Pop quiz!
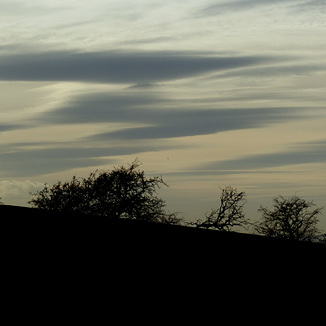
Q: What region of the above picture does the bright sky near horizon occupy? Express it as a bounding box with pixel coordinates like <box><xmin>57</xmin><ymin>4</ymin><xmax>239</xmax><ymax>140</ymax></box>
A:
<box><xmin>0</xmin><ymin>0</ymin><xmax>325</xmax><ymax>227</ymax></box>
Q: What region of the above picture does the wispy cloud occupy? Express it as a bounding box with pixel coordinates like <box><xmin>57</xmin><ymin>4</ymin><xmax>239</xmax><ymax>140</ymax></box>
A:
<box><xmin>290</xmin><ymin>0</ymin><xmax>326</xmax><ymax>11</ymax></box>
<box><xmin>202</xmin><ymin>139</ymin><xmax>326</xmax><ymax>171</ymax></box>
<box><xmin>0</xmin><ymin>137</ymin><xmax>183</xmax><ymax>177</ymax></box>
<box><xmin>217</xmin><ymin>63</ymin><xmax>326</xmax><ymax>79</ymax></box>
<box><xmin>198</xmin><ymin>0</ymin><xmax>295</xmax><ymax>16</ymax></box>
<box><xmin>1</xmin><ymin>0</ymin><xmax>325</xmax><ymax>223</ymax></box>
<box><xmin>1</xmin><ymin>86</ymin><xmax>310</xmax><ymax>177</ymax></box>
<box><xmin>198</xmin><ymin>0</ymin><xmax>324</xmax><ymax>17</ymax></box>
<box><xmin>0</xmin><ymin>123</ymin><xmax>23</xmax><ymax>132</ymax></box>
<box><xmin>91</xmin><ymin>107</ymin><xmax>306</xmax><ymax>141</ymax></box>
<box><xmin>0</xmin><ymin>179</ymin><xmax>44</xmax><ymax>206</ymax></box>
<box><xmin>0</xmin><ymin>145</ymin><xmax>138</xmax><ymax>177</ymax></box>
<box><xmin>39</xmin><ymin>90</ymin><xmax>308</xmax><ymax>139</ymax></box>
<box><xmin>0</xmin><ymin>50</ymin><xmax>273</xmax><ymax>84</ymax></box>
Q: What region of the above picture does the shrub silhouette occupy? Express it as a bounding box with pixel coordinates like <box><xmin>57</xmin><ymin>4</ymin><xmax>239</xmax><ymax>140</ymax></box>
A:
<box><xmin>192</xmin><ymin>186</ymin><xmax>249</xmax><ymax>231</ymax></box>
<box><xmin>255</xmin><ymin>195</ymin><xmax>324</xmax><ymax>241</ymax></box>
<box><xmin>29</xmin><ymin>160</ymin><xmax>181</xmax><ymax>224</ymax></box>
<box><xmin>318</xmin><ymin>234</ymin><xmax>326</xmax><ymax>244</ymax></box>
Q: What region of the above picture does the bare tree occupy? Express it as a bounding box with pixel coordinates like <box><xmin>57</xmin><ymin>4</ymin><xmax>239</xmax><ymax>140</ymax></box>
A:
<box><xmin>255</xmin><ymin>195</ymin><xmax>324</xmax><ymax>241</ymax></box>
<box><xmin>193</xmin><ymin>186</ymin><xmax>249</xmax><ymax>231</ymax></box>
<box><xmin>318</xmin><ymin>234</ymin><xmax>326</xmax><ymax>244</ymax></box>
<box><xmin>29</xmin><ymin>160</ymin><xmax>182</xmax><ymax>224</ymax></box>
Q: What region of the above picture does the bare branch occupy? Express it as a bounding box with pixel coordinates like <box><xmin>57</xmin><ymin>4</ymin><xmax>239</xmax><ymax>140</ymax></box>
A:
<box><xmin>29</xmin><ymin>160</ymin><xmax>178</xmax><ymax>224</ymax></box>
<box><xmin>195</xmin><ymin>186</ymin><xmax>249</xmax><ymax>231</ymax></box>
<box><xmin>255</xmin><ymin>195</ymin><xmax>324</xmax><ymax>241</ymax></box>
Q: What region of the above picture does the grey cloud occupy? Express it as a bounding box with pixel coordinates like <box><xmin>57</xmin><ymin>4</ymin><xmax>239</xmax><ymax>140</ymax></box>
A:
<box><xmin>0</xmin><ymin>1</ymin><xmax>34</xmax><ymax>15</ymax></box>
<box><xmin>0</xmin><ymin>1</ymin><xmax>58</xmax><ymax>14</ymax></box>
<box><xmin>0</xmin><ymin>146</ymin><xmax>105</xmax><ymax>177</ymax></box>
<box><xmin>0</xmin><ymin>124</ymin><xmax>23</xmax><ymax>132</ymax></box>
<box><xmin>216</xmin><ymin>64</ymin><xmax>325</xmax><ymax>79</ymax></box>
<box><xmin>127</xmin><ymin>83</ymin><xmax>160</xmax><ymax>89</ymax></box>
<box><xmin>0</xmin><ymin>141</ymin><xmax>179</xmax><ymax>177</ymax></box>
<box><xmin>290</xmin><ymin>0</ymin><xmax>326</xmax><ymax>12</ymax></box>
<box><xmin>0</xmin><ymin>50</ymin><xmax>272</xmax><ymax>84</ymax></box>
<box><xmin>41</xmin><ymin>92</ymin><xmax>167</xmax><ymax>124</ymax></box>
<box><xmin>95</xmin><ymin>107</ymin><xmax>305</xmax><ymax>140</ymax></box>
<box><xmin>200</xmin><ymin>0</ymin><xmax>261</xmax><ymax>15</ymax></box>
<box><xmin>198</xmin><ymin>0</ymin><xmax>299</xmax><ymax>16</ymax></box>
<box><xmin>203</xmin><ymin>139</ymin><xmax>326</xmax><ymax>171</ymax></box>
<box><xmin>0</xmin><ymin>156</ymin><xmax>107</xmax><ymax>177</ymax></box>
<box><xmin>40</xmin><ymin>91</ymin><xmax>308</xmax><ymax>140</ymax></box>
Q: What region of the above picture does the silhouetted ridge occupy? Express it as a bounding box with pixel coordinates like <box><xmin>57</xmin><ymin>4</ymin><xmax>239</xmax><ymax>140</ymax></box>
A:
<box><xmin>2</xmin><ymin>205</ymin><xmax>324</xmax><ymax>254</ymax></box>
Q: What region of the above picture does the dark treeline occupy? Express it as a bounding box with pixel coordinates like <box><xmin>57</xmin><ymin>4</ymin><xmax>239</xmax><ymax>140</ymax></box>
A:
<box><xmin>1</xmin><ymin>160</ymin><xmax>325</xmax><ymax>244</ymax></box>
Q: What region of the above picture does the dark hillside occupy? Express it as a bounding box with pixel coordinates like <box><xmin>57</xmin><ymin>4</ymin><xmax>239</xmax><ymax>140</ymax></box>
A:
<box><xmin>2</xmin><ymin>205</ymin><xmax>324</xmax><ymax>258</ymax></box>
<box><xmin>2</xmin><ymin>203</ymin><xmax>325</xmax><ymax>301</ymax></box>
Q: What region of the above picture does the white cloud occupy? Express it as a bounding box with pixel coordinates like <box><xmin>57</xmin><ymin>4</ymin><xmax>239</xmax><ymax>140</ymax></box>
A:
<box><xmin>0</xmin><ymin>180</ymin><xmax>43</xmax><ymax>206</ymax></box>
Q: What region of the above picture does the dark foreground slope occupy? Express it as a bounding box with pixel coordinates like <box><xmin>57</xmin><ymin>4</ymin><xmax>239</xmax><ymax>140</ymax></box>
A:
<box><xmin>2</xmin><ymin>203</ymin><xmax>325</xmax><ymax>306</ymax></box>
<box><xmin>3</xmin><ymin>205</ymin><xmax>324</xmax><ymax>318</ymax></box>
<box><xmin>2</xmin><ymin>205</ymin><xmax>324</xmax><ymax>259</ymax></box>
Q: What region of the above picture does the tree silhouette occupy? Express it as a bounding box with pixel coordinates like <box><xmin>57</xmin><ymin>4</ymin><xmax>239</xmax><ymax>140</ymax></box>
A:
<box><xmin>192</xmin><ymin>186</ymin><xmax>249</xmax><ymax>231</ymax></box>
<box><xmin>29</xmin><ymin>160</ymin><xmax>181</xmax><ymax>224</ymax></box>
<box><xmin>255</xmin><ymin>195</ymin><xmax>324</xmax><ymax>241</ymax></box>
<box><xmin>318</xmin><ymin>234</ymin><xmax>326</xmax><ymax>244</ymax></box>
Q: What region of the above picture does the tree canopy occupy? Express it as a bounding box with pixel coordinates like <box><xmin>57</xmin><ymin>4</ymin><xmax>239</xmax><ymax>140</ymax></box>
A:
<box><xmin>29</xmin><ymin>161</ymin><xmax>181</xmax><ymax>224</ymax></box>
<box><xmin>255</xmin><ymin>195</ymin><xmax>324</xmax><ymax>241</ymax></box>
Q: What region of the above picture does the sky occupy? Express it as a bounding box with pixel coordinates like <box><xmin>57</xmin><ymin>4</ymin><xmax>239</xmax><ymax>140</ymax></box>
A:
<box><xmin>0</xmin><ymin>0</ymin><xmax>325</xmax><ymax>228</ymax></box>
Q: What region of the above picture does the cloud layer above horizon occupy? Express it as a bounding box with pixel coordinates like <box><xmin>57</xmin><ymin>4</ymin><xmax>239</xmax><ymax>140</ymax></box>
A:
<box><xmin>1</xmin><ymin>0</ymin><xmax>325</xmax><ymax>221</ymax></box>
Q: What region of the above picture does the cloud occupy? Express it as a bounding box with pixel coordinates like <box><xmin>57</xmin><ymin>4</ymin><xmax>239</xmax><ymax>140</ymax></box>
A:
<box><xmin>202</xmin><ymin>139</ymin><xmax>326</xmax><ymax>171</ymax></box>
<box><xmin>0</xmin><ymin>179</ymin><xmax>44</xmax><ymax>206</ymax></box>
<box><xmin>0</xmin><ymin>148</ymin><xmax>106</xmax><ymax>177</ymax></box>
<box><xmin>0</xmin><ymin>1</ymin><xmax>34</xmax><ymax>15</ymax></box>
<box><xmin>290</xmin><ymin>0</ymin><xmax>326</xmax><ymax>11</ymax></box>
<box><xmin>40</xmin><ymin>91</ymin><xmax>307</xmax><ymax>140</ymax></box>
<box><xmin>3</xmin><ymin>87</ymin><xmax>309</xmax><ymax>177</ymax></box>
<box><xmin>95</xmin><ymin>107</ymin><xmax>306</xmax><ymax>140</ymax></box>
<box><xmin>198</xmin><ymin>0</ymin><xmax>298</xmax><ymax>16</ymax></box>
<box><xmin>0</xmin><ymin>124</ymin><xmax>23</xmax><ymax>132</ymax></box>
<box><xmin>40</xmin><ymin>92</ymin><xmax>169</xmax><ymax>124</ymax></box>
<box><xmin>127</xmin><ymin>82</ymin><xmax>160</xmax><ymax>89</ymax></box>
<box><xmin>0</xmin><ymin>141</ymin><xmax>180</xmax><ymax>177</ymax></box>
<box><xmin>0</xmin><ymin>50</ymin><xmax>272</xmax><ymax>84</ymax></box>
<box><xmin>217</xmin><ymin>64</ymin><xmax>325</xmax><ymax>79</ymax></box>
